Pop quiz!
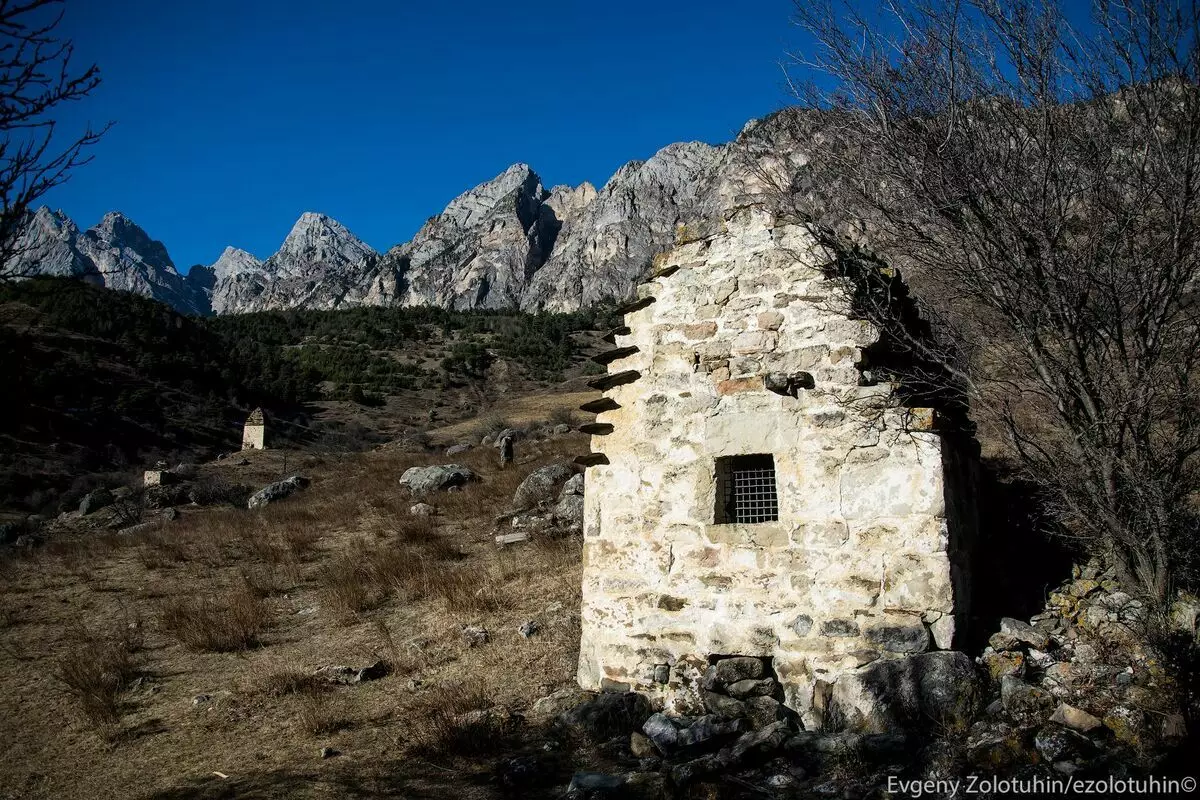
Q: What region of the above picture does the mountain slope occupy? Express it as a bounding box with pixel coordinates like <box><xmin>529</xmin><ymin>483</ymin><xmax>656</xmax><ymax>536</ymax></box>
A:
<box><xmin>3</xmin><ymin>209</ymin><xmax>212</xmax><ymax>315</ymax></box>
<box><xmin>0</xmin><ymin>277</ymin><xmax>311</xmax><ymax>512</ymax></box>
<box><xmin>6</xmin><ymin>110</ymin><xmax>807</xmax><ymax>315</ymax></box>
<box><xmin>210</xmin><ymin>214</ymin><xmax>382</xmax><ymax>313</ymax></box>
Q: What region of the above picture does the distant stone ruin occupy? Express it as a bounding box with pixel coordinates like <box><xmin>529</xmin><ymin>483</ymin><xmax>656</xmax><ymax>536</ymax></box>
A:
<box><xmin>242</xmin><ymin>407</ymin><xmax>266</xmax><ymax>450</ymax></box>
<box><xmin>576</xmin><ymin>206</ymin><xmax>977</xmax><ymax>729</ymax></box>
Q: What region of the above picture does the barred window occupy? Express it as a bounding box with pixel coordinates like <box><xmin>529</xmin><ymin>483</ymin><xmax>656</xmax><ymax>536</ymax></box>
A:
<box><xmin>715</xmin><ymin>454</ymin><xmax>779</xmax><ymax>524</ymax></box>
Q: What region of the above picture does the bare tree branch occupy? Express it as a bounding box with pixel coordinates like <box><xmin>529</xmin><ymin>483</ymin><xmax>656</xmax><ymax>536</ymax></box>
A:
<box><xmin>0</xmin><ymin>0</ymin><xmax>109</xmax><ymax>279</ymax></box>
<box><xmin>767</xmin><ymin>0</ymin><xmax>1200</xmax><ymax>604</ymax></box>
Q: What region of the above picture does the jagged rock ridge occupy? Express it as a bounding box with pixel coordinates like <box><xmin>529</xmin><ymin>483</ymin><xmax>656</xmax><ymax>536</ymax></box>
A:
<box><xmin>3</xmin><ymin>208</ymin><xmax>212</xmax><ymax>315</ymax></box>
<box><xmin>6</xmin><ymin>110</ymin><xmax>810</xmax><ymax>315</ymax></box>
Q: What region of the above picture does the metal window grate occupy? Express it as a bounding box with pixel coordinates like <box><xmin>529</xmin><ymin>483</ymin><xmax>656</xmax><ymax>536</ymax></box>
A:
<box><xmin>716</xmin><ymin>455</ymin><xmax>779</xmax><ymax>524</ymax></box>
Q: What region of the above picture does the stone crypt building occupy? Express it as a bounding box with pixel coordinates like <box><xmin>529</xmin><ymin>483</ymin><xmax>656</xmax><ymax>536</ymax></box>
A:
<box><xmin>576</xmin><ymin>206</ymin><xmax>976</xmax><ymax>728</ymax></box>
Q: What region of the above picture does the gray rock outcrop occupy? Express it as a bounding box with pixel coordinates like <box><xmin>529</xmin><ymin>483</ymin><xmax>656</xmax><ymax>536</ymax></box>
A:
<box><xmin>398</xmin><ymin>464</ymin><xmax>479</xmax><ymax>494</ymax></box>
<box><xmin>3</xmin><ymin>208</ymin><xmax>211</xmax><ymax>315</ymax></box>
<box><xmin>246</xmin><ymin>475</ymin><xmax>310</xmax><ymax>509</ymax></box>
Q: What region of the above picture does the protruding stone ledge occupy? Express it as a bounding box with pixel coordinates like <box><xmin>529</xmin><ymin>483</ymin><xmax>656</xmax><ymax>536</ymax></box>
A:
<box><xmin>592</xmin><ymin>346</ymin><xmax>640</xmax><ymax>365</ymax></box>
<box><xmin>575</xmin><ymin>453</ymin><xmax>611</xmax><ymax>467</ymax></box>
<box><xmin>648</xmin><ymin>264</ymin><xmax>681</xmax><ymax>280</ymax></box>
<box><xmin>616</xmin><ymin>296</ymin><xmax>656</xmax><ymax>315</ymax></box>
<box><xmin>579</xmin><ymin>423</ymin><xmax>615</xmax><ymax>436</ymax></box>
<box><xmin>580</xmin><ymin>397</ymin><xmax>622</xmax><ymax>413</ymax></box>
<box><xmin>602</xmin><ymin>326</ymin><xmax>632</xmax><ymax>344</ymax></box>
<box><xmin>588</xmin><ymin>370</ymin><xmax>642</xmax><ymax>391</ymax></box>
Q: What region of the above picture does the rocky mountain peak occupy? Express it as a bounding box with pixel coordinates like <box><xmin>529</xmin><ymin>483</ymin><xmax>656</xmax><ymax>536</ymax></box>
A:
<box><xmin>86</xmin><ymin>211</ymin><xmax>176</xmax><ymax>274</ymax></box>
<box><xmin>438</xmin><ymin>163</ymin><xmax>546</xmax><ymax>231</ymax></box>
<box><xmin>210</xmin><ymin>246</ymin><xmax>263</xmax><ymax>281</ymax></box>
<box><xmin>275</xmin><ymin>212</ymin><xmax>375</xmax><ymax>269</ymax></box>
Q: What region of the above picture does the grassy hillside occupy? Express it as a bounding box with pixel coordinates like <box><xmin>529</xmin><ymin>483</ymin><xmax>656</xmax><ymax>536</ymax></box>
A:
<box><xmin>0</xmin><ymin>278</ymin><xmax>308</xmax><ymax>514</ymax></box>
<box><xmin>0</xmin><ymin>433</ymin><xmax>590</xmax><ymax>800</ymax></box>
<box><xmin>0</xmin><ymin>279</ymin><xmax>615</xmax><ymax>515</ymax></box>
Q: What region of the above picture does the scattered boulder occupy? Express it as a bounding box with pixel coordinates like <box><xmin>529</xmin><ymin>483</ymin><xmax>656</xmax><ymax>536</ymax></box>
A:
<box><xmin>314</xmin><ymin>661</ymin><xmax>389</xmax><ymax>685</ymax></box>
<box><xmin>1049</xmin><ymin>702</ymin><xmax>1101</xmax><ymax>733</ymax></box>
<box><xmin>566</xmin><ymin>772</ymin><xmax>624</xmax><ymax>796</ymax></box>
<box><xmin>460</xmin><ymin>625</ymin><xmax>488</xmax><ymax>647</ymax></box>
<box><xmin>629</xmin><ymin>731</ymin><xmax>656</xmax><ymax>758</ymax></box>
<box><xmin>999</xmin><ymin>617</ymin><xmax>1051</xmax><ymax>650</ymax></box>
<box><xmin>552</xmin><ymin>493</ymin><xmax>584</xmax><ymax>530</ymax></box>
<box><xmin>162</xmin><ymin>507</ymin><xmax>179</xmax><ymax>521</ymax></box>
<box><xmin>246</xmin><ymin>476</ymin><xmax>309</xmax><ymax>510</ymax></box>
<box><xmin>409</xmin><ymin>502</ymin><xmax>436</xmax><ymax>517</ymax></box>
<box><xmin>675</xmin><ymin>715</ymin><xmax>747</xmax><ymax>751</ymax></box>
<box><xmin>532</xmin><ymin>687</ymin><xmax>596</xmax><ymax>718</ymax></box>
<box><xmin>79</xmin><ymin>488</ymin><xmax>114</xmax><ymax>516</ymax></box>
<box><xmin>560</xmin><ymin>473</ymin><xmax>584</xmax><ymax>496</ymax></box>
<box><xmin>1000</xmin><ymin>674</ymin><xmax>1052</xmax><ymax>716</ymax></box>
<box><xmin>517</xmin><ymin>620</ymin><xmax>539</xmax><ymax>638</ymax></box>
<box><xmin>557</xmin><ymin>692</ymin><xmax>652</xmax><ymax>743</ymax></box>
<box><xmin>642</xmin><ymin>713</ymin><xmax>680</xmax><ymax>752</ymax></box>
<box><xmin>1034</xmin><ymin>724</ymin><xmax>1095</xmax><ymax>763</ymax></box>
<box><xmin>445</xmin><ymin>443</ymin><xmax>472</xmax><ymax>456</ymax></box>
<box><xmin>728</xmin><ymin>720</ymin><xmax>791</xmax><ymax>762</ymax></box>
<box><xmin>552</xmin><ymin>423</ymin><xmax>571</xmax><ymax>435</ymax></box>
<box><xmin>830</xmin><ymin>651</ymin><xmax>980</xmax><ymax>733</ymax></box>
<box><xmin>399</xmin><ymin>464</ymin><xmax>479</xmax><ymax>494</ymax></box>
<box><xmin>511</xmin><ymin>462</ymin><xmax>575</xmax><ymax>509</ymax></box>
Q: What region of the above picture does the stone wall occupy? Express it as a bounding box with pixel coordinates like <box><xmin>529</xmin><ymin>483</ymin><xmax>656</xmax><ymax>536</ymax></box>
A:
<box><xmin>577</xmin><ymin>206</ymin><xmax>975</xmax><ymax>728</ymax></box>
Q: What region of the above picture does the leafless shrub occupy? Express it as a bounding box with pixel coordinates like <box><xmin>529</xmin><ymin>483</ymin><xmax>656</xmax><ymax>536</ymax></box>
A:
<box><xmin>53</xmin><ymin>622</ymin><xmax>141</xmax><ymax>732</ymax></box>
<box><xmin>779</xmin><ymin>0</ymin><xmax>1200</xmax><ymax>603</ymax></box>
<box><xmin>296</xmin><ymin>693</ymin><xmax>356</xmax><ymax>737</ymax></box>
<box><xmin>408</xmin><ymin>683</ymin><xmax>516</xmax><ymax>756</ymax></box>
<box><xmin>157</xmin><ymin>585</ymin><xmax>271</xmax><ymax>652</ymax></box>
<box><xmin>109</xmin><ymin>489</ymin><xmax>145</xmax><ymax>528</ymax></box>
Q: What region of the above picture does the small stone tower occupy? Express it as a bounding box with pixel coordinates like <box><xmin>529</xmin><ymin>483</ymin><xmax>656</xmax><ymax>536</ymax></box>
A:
<box><xmin>242</xmin><ymin>407</ymin><xmax>266</xmax><ymax>450</ymax></box>
<box><xmin>576</xmin><ymin>206</ymin><xmax>976</xmax><ymax>728</ymax></box>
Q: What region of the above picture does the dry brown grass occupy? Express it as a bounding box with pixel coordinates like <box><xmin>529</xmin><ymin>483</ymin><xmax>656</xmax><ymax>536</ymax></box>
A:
<box><xmin>53</xmin><ymin>622</ymin><xmax>141</xmax><ymax>733</ymax></box>
<box><xmin>408</xmin><ymin>682</ymin><xmax>518</xmax><ymax>757</ymax></box>
<box><xmin>256</xmin><ymin>668</ymin><xmax>329</xmax><ymax>698</ymax></box>
<box><xmin>296</xmin><ymin>692</ymin><xmax>357</xmax><ymax>737</ymax></box>
<box><xmin>0</xmin><ymin>428</ymin><xmax>591</xmax><ymax>799</ymax></box>
<box><xmin>157</xmin><ymin>584</ymin><xmax>273</xmax><ymax>652</ymax></box>
<box><xmin>318</xmin><ymin>552</ymin><xmax>380</xmax><ymax>620</ymax></box>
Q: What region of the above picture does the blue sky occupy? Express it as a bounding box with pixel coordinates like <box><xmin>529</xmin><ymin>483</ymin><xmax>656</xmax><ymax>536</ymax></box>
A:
<box><xmin>43</xmin><ymin>0</ymin><xmax>797</xmax><ymax>270</ymax></box>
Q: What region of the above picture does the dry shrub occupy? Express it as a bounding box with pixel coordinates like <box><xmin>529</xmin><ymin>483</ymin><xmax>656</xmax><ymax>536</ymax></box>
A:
<box><xmin>136</xmin><ymin>528</ymin><xmax>190</xmax><ymax>568</ymax></box>
<box><xmin>240</xmin><ymin>562</ymin><xmax>300</xmax><ymax>597</ymax></box>
<box><xmin>279</xmin><ymin>524</ymin><xmax>320</xmax><ymax>560</ymax></box>
<box><xmin>393</xmin><ymin>516</ymin><xmax>437</xmax><ymax>545</ymax></box>
<box><xmin>430</xmin><ymin>565</ymin><xmax>511</xmax><ymax>614</ymax></box>
<box><xmin>318</xmin><ymin>553</ymin><xmax>379</xmax><ymax>619</ymax></box>
<box><xmin>258</xmin><ymin>669</ymin><xmax>329</xmax><ymax>698</ymax></box>
<box><xmin>409</xmin><ymin>683</ymin><xmax>515</xmax><ymax>756</ymax></box>
<box><xmin>54</xmin><ymin>623</ymin><xmax>141</xmax><ymax>732</ymax></box>
<box><xmin>296</xmin><ymin>693</ymin><xmax>356</xmax><ymax>737</ymax></box>
<box><xmin>158</xmin><ymin>585</ymin><xmax>272</xmax><ymax>652</ymax></box>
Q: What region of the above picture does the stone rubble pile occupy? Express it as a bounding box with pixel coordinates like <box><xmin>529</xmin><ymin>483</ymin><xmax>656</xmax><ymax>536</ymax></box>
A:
<box><xmin>529</xmin><ymin>575</ymin><xmax>1194</xmax><ymax>799</ymax></box>
<box><xmin>963</xmin><ymin>560</ymin><xmax>1189</xmax><ymax>775</ymax></box>
<box><xmin>545</xmin><ymin>656</ymin><xmax>924</xmax><ymax>799</ymax></box>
